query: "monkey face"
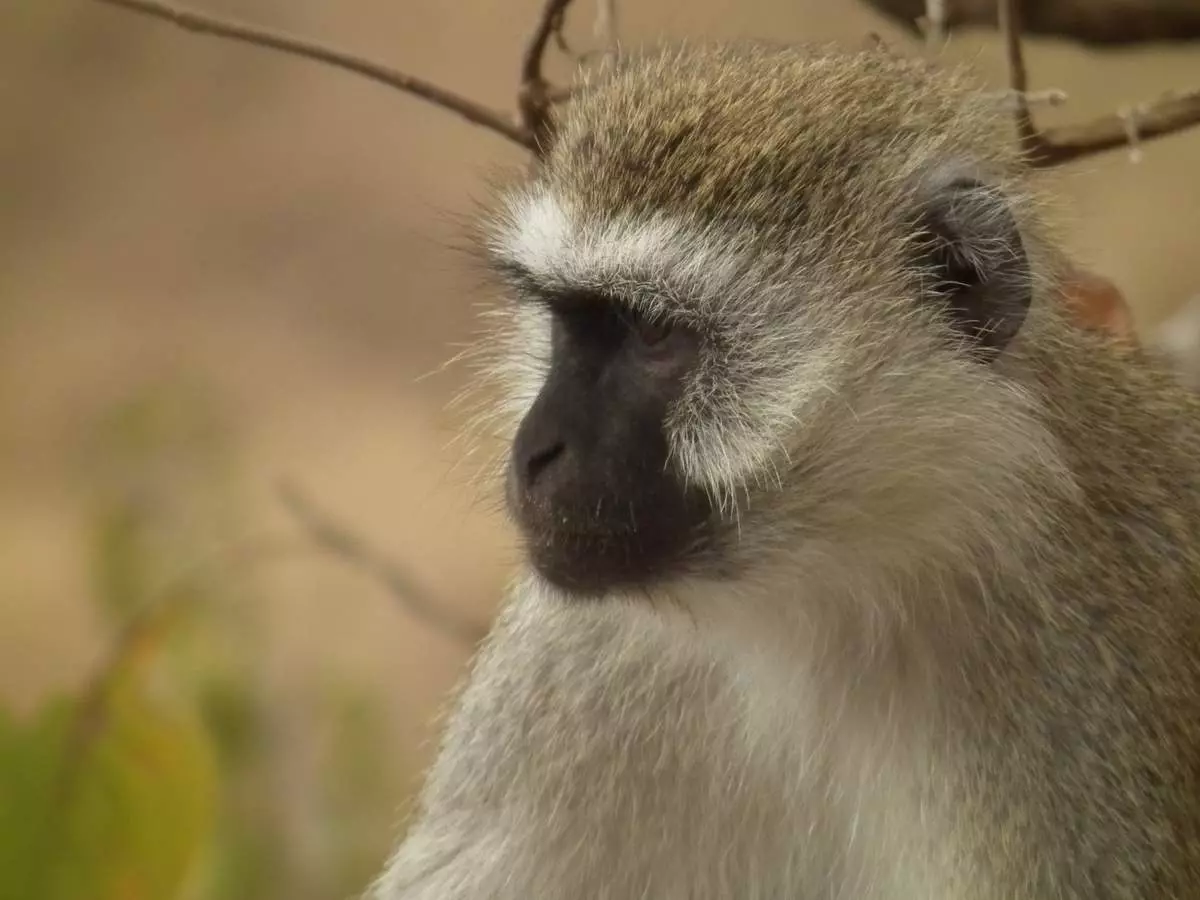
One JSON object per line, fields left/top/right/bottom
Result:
{"left": 478, "top": 45, "right": 1057, "bottom": 596}
{"left": 505, "top": 293, "right": 716, "bottom": 597}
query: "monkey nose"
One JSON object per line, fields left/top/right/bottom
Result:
{"left": 522, "top": 439, "right": 566, "bottom": 488}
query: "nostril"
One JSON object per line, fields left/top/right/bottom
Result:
{"left": 524, "top": 440, "right": 566, "bottom": 486}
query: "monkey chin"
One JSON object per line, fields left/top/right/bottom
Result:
{"left": 506, "top": 469, "right": 717, "bottom": 599}
{"left": 518, "top": 527, "right": 689, "bottom": 600}
{"left": 511, "top": 495, "right": 720, "bottom": 600}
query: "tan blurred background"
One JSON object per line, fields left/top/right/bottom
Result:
{"left": 2, "top": 1, "right": 1198, "bottom": 897}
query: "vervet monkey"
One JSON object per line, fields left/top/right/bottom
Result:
{"left": 374, "top": 42, "right": 1200, "bottom": 899}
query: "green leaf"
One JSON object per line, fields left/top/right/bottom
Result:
{"left": 0, "top": 698, "right": 73, "bottom": 900}
{"left": 0, "top": 675, "right": 218, "bottom": 900}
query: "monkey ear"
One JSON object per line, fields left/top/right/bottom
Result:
{"left": 915, "top": 174, "right": 1032, "bottom": 358}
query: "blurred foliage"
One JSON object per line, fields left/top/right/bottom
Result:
{"left": 318, "top": 680, "right": 409, "bottom": 892}
{"left": 0, "top": 377, "right": 407, "bottom": 900}
{"left": 0, "top": 636, "right": 217, "bottom": 900}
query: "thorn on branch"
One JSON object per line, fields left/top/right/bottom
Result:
{"left": 278, "top": 481, "right": 490, "bottom": 647}
{"left": 1025, "top": 88, "right": 1069, "bottom": 108}
{"left": 983, "top": 88, "right": 1069, "bottom": 114}
{"left": 1120, "top": 104, "right": 1147, "bottom": 164}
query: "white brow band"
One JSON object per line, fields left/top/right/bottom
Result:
{"left": 490, "top": 190, "right": 746, "bottom": 311}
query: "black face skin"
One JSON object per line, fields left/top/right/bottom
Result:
{"left": 507, "top": 293, "right": 715, "bottom": 598}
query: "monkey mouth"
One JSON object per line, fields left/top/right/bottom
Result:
{"left": 513, "top": 500, "right": 715, "bottom": 598}
{"left": 522, "top": 527, "right": 682, "bottom": 597}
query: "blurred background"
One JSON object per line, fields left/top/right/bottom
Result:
{"left": 1, "top": 1, "right": 1198, "bottom": 898}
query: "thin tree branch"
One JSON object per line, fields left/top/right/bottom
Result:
{"left": 992, "top": 0, "right": 1200, "bottom": 166}
{"left": 521, "top": 0, "right": 576, "bottom": 89}
{"left": 998, "top": 0, "right": 1041, "bottom": 149}
{"left": 1032, "top": 89, "right": 1200, "bottom": 165}
{"left": 279, "top": 481, "right": 490, "bottom": 647}
{"left": 519, "top": 0, "right": 580, "bottom": 150}
{"left": 88, "top": 0, "right": 537, "bottom": 152}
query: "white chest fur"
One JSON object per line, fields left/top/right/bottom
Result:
{"left": 376, "top": 584, "right": 961, "bottom": 900}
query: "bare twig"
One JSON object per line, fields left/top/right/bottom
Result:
{"left": 521, "top": 0, "right": 576, "bottom": 92}
{"left": 88, "top": 0, "right": 537, "bottom": 151}
{"left": 985, "top": 88, "right": 1069, "bottom": 113}
{"left": 279, "top": 482, "right": 490, "bottom": 646}
{"left": 1031, "top": 89, "right": 1200, "bottom": 165}
{"left": 519, "top": 0, "right": 580, "bottom": 150}
{"left": 991, "top": 0, "right": 1200, "bottom": 166}
{"left": 998, "top": 0, "right": 1040, "bottom": 149}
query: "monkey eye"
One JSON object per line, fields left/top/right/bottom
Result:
{"left": 622, "top": 307, "right": 674, "bottom": 348}
{"left": 634, "top": 317, "right": 673, "bottom": 347}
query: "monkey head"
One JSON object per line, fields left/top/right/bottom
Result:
{"left": 477, "top": 43, "right": 1072, "bottom": 602}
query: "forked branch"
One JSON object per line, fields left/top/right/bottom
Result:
{"left": 1035, "top": 89, "right": 1200, "bottom": 165}
{"left": 519, "top": 0, "right": 582, "bottom": 149}
{"left": 89, "top": 0, "right": 538, "bottom": 151}
{"left": 89, "top": 0, "right": 1200, "bottom": 169}
{"left": 995, "top": 0, "right": 1200, "bottom": 165}
{"left": 90, "top": 0, "right": 592, "bottom": 155}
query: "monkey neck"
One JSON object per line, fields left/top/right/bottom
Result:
{"left": 677, "top": 500, "right": 1062, "bottom": 692}
{"left": 390, "top": 573, "right": 960, "bottom": 899}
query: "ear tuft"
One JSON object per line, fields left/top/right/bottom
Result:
{"left": 916, "top": 172, "right": 1032, "bottom": 359}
